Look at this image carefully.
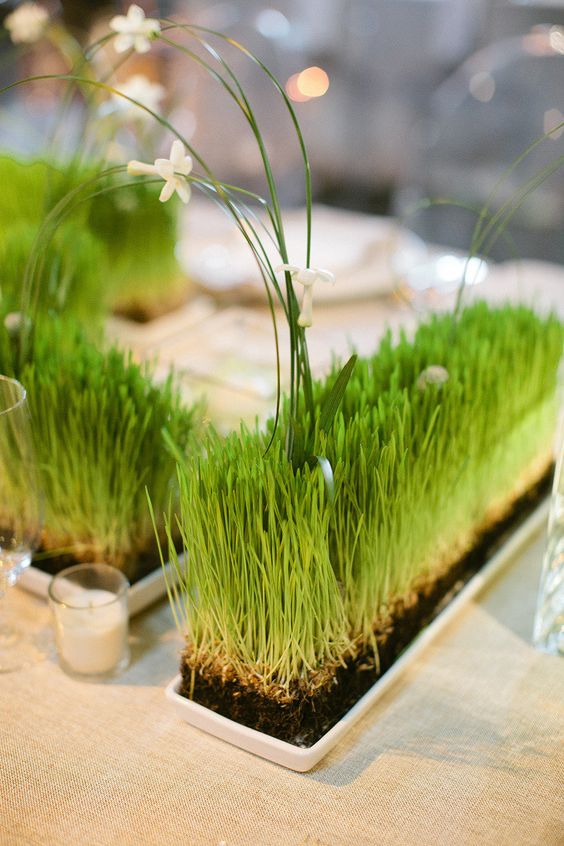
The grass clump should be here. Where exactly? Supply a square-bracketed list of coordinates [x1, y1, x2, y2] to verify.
[0, 220, 110, 323]
[162, 302, 563, 699]
[0, 312, 198, 575]
[320, 302, 562, 642]
[0, 156, 184, 321]
[167, 431, 352, 694]
[87, 176, 186, 319]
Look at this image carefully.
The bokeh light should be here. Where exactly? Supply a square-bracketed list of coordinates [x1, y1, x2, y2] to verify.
[297, 66, 330, 98]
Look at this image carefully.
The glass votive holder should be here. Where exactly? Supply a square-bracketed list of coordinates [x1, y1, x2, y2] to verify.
[48, 563, 130, 679]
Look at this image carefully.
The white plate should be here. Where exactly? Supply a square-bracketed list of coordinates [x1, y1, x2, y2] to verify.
[178, 203, 425, 303]
[17, 558, 174, 618]
[166, 498, 549, 772]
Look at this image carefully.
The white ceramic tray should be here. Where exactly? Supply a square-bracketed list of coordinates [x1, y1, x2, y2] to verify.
[166, 498, 549, 772]
[17, 558, 173, 617]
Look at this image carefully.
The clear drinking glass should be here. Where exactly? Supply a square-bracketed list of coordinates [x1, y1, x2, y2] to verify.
[0, 375, 43, 672]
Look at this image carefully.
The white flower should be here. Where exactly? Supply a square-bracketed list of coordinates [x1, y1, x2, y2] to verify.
[109, 4, 160, 54]
[417, 365, 449, 390]
[113, 74, 165, 120]
[127, 139, 193, 204]
[5, 2, 48, 44]
[276, 264, 335, 328]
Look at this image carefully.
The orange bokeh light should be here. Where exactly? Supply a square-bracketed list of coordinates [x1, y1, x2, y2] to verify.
[285, 73, 311, 103]
[297, 66, 330, 98]
[285, 66, 330, 102]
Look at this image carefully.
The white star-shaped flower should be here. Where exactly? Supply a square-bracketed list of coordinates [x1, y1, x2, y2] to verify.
[5, 2, 48, 44]
[109, 4, 160, 54]
[113, 74, 165, 120]
[276, 264, 335, 327]
[128, 140, 193, 204]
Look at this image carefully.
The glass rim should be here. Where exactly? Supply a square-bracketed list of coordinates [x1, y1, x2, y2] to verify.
[0, 375, 26, 417]
[48, 562, 129, 609]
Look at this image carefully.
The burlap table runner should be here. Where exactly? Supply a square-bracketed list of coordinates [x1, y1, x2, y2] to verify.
[1, 529, 563, 846]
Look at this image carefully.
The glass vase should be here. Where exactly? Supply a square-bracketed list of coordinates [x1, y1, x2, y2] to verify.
[533, 408, 564, 656]
[0, 375, 44, 672]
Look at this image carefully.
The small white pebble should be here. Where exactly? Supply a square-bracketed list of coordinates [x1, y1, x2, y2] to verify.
[417, 365, 449, 390]
[4, 312, 30, 334]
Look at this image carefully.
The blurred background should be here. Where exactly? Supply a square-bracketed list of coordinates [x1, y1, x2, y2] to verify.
[0, 0, 563, 421]
[1, 0, 564, 262]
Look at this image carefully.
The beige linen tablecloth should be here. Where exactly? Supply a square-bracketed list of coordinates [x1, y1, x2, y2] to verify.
[1, 530, 563, 846]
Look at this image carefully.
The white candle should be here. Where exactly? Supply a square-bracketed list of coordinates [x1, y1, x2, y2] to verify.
[54, 588, 128, 676]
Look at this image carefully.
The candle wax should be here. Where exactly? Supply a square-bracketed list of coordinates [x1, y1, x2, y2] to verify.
[54, 588, 128, 675]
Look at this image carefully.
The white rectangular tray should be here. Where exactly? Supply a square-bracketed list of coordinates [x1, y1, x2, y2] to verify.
[17, 558, 173, 617]
[166, 498, 549, 772]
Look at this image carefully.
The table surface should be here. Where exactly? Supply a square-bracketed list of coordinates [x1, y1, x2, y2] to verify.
[2, 530, 563, 846]
[2, 221, 564, 846]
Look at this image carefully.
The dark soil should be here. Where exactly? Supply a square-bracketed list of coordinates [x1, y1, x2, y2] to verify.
[31, 533, 182, 585]
[111, 281, 192, 323]
[32, 546, 159, 584]
[180, 470, 551, 747]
